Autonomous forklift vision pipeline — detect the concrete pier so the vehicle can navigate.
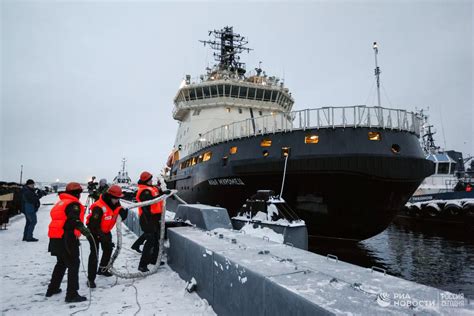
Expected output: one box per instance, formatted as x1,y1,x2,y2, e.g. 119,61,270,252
166,226,473,315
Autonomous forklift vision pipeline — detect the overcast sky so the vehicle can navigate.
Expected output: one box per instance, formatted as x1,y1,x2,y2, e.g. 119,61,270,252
1,0,472,183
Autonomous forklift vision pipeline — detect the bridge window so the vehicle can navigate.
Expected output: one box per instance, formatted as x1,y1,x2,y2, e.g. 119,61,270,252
203,86,211,98
271,91,278,102
239,86,248,98
224,85,231,97
256,88,264,101
305,135,319,144
231,85,239,98
183,89,190,101
196,87,203,99
210,85,218,97
218,85,224,97
368,132,381,141
248,88,256,100
264,90,272,101
438,162,449,174
189,88,196,101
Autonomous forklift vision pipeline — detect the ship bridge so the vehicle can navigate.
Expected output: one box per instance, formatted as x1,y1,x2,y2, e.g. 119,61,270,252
172,77,294,121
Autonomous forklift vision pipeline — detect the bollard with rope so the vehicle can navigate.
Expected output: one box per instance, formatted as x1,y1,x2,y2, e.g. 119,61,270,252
105,190,179,279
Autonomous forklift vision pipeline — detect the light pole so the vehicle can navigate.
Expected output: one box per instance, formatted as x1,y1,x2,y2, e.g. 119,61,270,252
20,165,23,184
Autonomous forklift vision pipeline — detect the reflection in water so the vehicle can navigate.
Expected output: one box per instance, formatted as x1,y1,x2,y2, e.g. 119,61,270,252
309,222,474,299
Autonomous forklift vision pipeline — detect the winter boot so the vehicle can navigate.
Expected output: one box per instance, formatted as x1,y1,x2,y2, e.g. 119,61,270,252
97,266,113,277
87,280,96,288
138,266,149,273
65,293,87,303
131,244,142,253
45,288,62,297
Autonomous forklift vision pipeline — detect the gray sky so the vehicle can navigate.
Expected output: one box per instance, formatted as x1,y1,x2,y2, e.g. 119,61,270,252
1,0,472,183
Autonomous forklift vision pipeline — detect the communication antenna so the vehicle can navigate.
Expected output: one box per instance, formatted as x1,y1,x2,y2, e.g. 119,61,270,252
373,42,382,107
200,26,252,76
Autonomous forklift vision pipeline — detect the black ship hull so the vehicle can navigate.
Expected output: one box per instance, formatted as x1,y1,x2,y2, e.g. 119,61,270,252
166,127,434,241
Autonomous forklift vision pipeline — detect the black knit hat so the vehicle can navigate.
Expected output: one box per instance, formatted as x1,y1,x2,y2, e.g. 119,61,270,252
26,179,35,185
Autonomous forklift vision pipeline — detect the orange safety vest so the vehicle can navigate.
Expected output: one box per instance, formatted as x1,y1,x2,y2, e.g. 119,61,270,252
48,193,85,238
86,195,122,233
136,184,163,216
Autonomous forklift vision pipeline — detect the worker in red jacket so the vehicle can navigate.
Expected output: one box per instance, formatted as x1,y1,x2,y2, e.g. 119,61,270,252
46,182,92,303
136,171,164,272
85,185,128,288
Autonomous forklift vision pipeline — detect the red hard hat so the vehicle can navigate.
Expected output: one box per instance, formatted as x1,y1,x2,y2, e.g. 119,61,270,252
140,171,153,182
66,182,83,193
107,185,124,198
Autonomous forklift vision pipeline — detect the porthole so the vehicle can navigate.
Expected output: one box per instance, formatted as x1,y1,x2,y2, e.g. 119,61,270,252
263,150,269,158
391,144,401,154
282,147,291,157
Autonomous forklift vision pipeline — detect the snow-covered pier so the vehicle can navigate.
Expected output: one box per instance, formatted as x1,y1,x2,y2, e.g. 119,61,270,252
0,194,215,315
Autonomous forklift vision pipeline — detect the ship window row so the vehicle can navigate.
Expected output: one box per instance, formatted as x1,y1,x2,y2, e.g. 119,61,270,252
180,151,212,169
177,84,292,109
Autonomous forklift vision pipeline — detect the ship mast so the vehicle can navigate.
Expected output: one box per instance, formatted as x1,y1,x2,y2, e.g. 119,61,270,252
200,26,252,77
121,158,126,174
373,42,382,107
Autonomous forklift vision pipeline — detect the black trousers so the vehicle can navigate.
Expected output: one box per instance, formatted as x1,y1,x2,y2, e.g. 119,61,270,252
47,247,80,297
87,233,113,281
131,233,146,249
138,231,160,268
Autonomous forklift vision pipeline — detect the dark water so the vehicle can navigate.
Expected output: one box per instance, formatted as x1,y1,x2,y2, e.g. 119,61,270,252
309,219,474,299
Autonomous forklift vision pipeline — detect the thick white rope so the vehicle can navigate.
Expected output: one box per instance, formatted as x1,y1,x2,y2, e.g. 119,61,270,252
106,191,177,279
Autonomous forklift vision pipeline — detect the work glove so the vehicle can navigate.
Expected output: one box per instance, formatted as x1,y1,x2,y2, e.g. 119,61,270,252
162,189,171,195
119,207,128,220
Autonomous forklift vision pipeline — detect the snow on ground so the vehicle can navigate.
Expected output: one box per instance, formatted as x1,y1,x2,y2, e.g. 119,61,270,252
0,194,215,315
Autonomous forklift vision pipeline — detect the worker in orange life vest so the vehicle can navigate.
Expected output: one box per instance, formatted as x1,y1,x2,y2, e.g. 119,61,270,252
131,179,164,254
46,182,92,303
136,171,164,272
85,185,128,288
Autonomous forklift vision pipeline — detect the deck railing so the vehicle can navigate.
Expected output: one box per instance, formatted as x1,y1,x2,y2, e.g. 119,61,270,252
189,105,423,153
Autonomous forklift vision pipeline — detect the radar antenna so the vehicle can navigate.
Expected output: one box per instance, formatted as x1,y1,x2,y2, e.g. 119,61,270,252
200,26,252,76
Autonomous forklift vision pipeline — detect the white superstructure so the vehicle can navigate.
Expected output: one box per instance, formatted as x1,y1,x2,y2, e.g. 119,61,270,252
170,27,294,159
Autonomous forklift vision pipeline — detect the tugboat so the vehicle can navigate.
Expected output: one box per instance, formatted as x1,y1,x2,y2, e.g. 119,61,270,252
113,158,137,201
401,118,474,223
164,26,434,241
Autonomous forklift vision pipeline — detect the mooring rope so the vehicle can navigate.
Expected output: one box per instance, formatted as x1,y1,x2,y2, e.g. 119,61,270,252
106,190,177,279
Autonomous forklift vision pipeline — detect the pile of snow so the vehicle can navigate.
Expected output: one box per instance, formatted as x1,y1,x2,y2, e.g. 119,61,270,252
239,223,284,243
0,193,215,315
233,210,305,227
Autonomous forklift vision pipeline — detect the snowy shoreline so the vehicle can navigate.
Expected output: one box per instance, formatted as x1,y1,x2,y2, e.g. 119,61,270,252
0,194,215,315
